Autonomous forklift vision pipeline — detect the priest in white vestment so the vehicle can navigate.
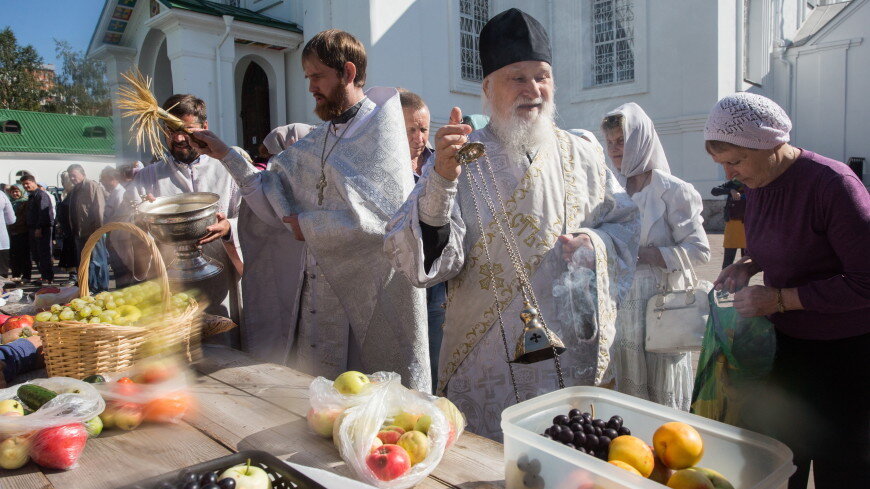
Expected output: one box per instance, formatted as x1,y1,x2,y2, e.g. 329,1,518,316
189,30,431,392
116,94,243,338
384,9,640,440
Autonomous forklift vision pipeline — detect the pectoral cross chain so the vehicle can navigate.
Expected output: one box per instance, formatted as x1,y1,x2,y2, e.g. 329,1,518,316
316,175,327,206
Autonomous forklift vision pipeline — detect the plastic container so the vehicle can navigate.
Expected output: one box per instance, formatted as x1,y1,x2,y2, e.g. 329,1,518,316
117,450,328,489
501,387,794,489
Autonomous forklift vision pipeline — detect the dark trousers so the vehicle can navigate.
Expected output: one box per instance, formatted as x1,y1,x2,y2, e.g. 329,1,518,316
722,248,745,269
9,233,30,280
76,236,109,293
750,331,870,489
427,282,447,392
28,228,53,282
0,249,8,277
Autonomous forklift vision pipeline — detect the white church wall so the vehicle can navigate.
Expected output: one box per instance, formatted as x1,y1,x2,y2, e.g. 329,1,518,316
1,154,118,187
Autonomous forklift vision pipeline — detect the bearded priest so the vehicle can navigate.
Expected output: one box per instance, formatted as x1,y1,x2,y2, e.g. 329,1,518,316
385,9,640,440
191,30,430,392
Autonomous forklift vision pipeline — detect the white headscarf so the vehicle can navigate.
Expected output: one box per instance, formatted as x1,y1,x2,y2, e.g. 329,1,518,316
604,102,670,178
263,123,315,155
704,92,791,149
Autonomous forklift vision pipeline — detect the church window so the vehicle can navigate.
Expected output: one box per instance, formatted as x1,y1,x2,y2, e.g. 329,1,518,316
458,0,489,82
591,0,635,86
1,120,21,134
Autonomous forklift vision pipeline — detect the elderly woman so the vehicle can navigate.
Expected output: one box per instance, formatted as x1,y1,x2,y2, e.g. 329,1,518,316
707,92,869,489
603,103,710,410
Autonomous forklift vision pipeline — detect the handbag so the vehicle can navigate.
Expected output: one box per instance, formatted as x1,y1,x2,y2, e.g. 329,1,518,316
644,247,714,353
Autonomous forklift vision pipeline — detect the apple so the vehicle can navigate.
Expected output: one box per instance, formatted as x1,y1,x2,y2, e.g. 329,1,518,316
667,468,716,489
393,411,421,432
105,403,143,431
0,399,25,415
30,423,88,470
219,460,273,489
608,460,642,476
414,414,432,434
608,435,655,477
649,451,674,484
691,467,735,489
1,315,33,333
434,397,464,447
397,430,430,465
307,407,343,437
653,422,705,470
366,444,411,481
0,435,31,469
333,371,370,395
376,426,405,445
84,416,103,438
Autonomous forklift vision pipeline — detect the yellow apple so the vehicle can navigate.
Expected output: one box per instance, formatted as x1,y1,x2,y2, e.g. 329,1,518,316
609,460,642,476
608,435,655,477
0,399,25,416
393,411,421,432
307,407,343,437
434,397,465,447
0,435,31,469
333,371,370,395
653,422,705,470
414,414,432,434
397,430,430,465
667,468,716,489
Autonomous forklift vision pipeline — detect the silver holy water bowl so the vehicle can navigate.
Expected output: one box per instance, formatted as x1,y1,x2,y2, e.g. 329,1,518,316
137,192,224,282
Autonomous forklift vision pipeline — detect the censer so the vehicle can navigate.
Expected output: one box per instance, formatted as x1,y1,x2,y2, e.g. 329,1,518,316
117,69,223,282
456,141,567,400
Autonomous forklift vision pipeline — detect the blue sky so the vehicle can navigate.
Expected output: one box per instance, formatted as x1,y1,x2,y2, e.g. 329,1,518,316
1,0,107,68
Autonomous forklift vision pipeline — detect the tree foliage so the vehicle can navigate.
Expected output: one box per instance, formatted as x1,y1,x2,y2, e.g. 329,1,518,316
50,40,111,116
0,27,45,111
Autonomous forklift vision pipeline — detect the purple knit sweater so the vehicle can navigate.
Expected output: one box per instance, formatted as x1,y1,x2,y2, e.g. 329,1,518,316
744,150,870,340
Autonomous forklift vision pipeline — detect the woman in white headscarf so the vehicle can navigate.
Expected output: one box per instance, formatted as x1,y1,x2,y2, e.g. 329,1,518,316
603,103,710,410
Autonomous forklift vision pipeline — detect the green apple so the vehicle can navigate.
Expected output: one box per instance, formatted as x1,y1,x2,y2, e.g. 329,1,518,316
219,460,273,489
333,371,370,395
393,411,421,432
414,414,432,434
0,399,25,416
85,416,104,438
0,435,30,469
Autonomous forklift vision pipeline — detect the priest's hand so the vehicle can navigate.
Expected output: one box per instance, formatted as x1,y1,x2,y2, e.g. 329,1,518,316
188,129,231,160
434,107,473,181
199,212,231,245
283,214,305,241
558,233,595,269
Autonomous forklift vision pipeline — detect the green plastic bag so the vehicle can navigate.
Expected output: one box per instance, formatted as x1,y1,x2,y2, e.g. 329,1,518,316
691,290,776,428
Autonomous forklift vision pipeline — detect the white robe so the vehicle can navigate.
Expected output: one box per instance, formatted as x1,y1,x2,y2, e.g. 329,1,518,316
385,127,640,440
117,154,243,335
612,169,710,410
218,87,431,392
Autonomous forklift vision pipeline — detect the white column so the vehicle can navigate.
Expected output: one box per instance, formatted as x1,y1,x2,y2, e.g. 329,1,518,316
90,45,139,165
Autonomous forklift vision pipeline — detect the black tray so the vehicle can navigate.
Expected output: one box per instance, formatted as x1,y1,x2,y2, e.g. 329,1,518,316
117,450,329,489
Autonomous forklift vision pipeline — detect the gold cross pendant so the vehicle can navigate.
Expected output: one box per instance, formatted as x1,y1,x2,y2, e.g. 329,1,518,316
316,175,327,206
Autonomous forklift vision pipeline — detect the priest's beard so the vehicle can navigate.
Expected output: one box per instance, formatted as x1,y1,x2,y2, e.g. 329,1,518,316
314,82,350,121
484,95,556,156
169,139,200,164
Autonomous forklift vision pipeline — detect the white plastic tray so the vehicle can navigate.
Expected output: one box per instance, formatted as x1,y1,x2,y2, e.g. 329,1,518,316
501,387,794,489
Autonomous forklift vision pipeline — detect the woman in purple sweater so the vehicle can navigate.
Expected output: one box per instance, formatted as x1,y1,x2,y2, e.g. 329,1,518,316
705,92,869,489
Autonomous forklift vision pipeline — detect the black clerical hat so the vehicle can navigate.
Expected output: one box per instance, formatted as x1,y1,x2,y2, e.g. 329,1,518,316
479,8,552,78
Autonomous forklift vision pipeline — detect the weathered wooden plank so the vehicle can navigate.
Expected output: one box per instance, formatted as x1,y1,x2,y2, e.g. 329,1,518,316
41,422,231,489
0,464,54,489
189,373,449,489
196,346,505,488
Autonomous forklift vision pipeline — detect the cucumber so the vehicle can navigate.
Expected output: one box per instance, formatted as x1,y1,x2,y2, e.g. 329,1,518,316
83,374,106,383
17,384,58,411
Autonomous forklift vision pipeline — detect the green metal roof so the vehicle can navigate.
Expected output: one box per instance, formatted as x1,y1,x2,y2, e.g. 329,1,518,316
158,0,302,33
0,109,115,155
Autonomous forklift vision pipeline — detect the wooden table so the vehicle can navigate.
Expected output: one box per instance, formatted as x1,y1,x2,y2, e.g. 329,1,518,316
2,345,505,489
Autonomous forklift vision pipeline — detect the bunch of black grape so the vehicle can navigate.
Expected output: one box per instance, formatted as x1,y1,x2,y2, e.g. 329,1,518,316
541,408,631,460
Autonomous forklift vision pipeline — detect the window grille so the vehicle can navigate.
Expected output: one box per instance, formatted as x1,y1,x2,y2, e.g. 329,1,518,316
591,0,635,86
459,0,489,82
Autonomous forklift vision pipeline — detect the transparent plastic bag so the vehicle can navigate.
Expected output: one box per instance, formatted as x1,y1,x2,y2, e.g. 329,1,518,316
306,371,400,438
91,355,195,426
334,377,451,489
0,377,105,438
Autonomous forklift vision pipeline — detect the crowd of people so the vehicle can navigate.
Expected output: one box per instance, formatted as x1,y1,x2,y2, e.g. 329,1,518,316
1,8,867,488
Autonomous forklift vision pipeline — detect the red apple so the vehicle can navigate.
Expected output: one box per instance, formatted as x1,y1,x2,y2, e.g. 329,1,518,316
366,444,411,481
29,423,88,470
1,315,33,333
376,426,405,445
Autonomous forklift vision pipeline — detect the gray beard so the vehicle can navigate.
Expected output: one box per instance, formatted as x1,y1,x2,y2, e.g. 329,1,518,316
487,112,556,157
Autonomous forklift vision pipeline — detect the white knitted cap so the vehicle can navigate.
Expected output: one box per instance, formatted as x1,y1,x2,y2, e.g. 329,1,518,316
704,92,792,149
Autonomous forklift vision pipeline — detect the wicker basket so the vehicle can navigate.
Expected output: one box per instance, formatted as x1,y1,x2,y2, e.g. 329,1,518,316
38,222,201,379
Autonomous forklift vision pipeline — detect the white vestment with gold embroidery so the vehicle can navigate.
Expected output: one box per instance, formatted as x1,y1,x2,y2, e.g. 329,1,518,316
385,127,639,441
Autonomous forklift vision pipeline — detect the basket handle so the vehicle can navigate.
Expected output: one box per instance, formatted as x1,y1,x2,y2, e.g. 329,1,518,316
76,222,171,307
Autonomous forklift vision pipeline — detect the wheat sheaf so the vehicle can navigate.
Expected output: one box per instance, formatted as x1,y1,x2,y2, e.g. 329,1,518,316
117,69,189,157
